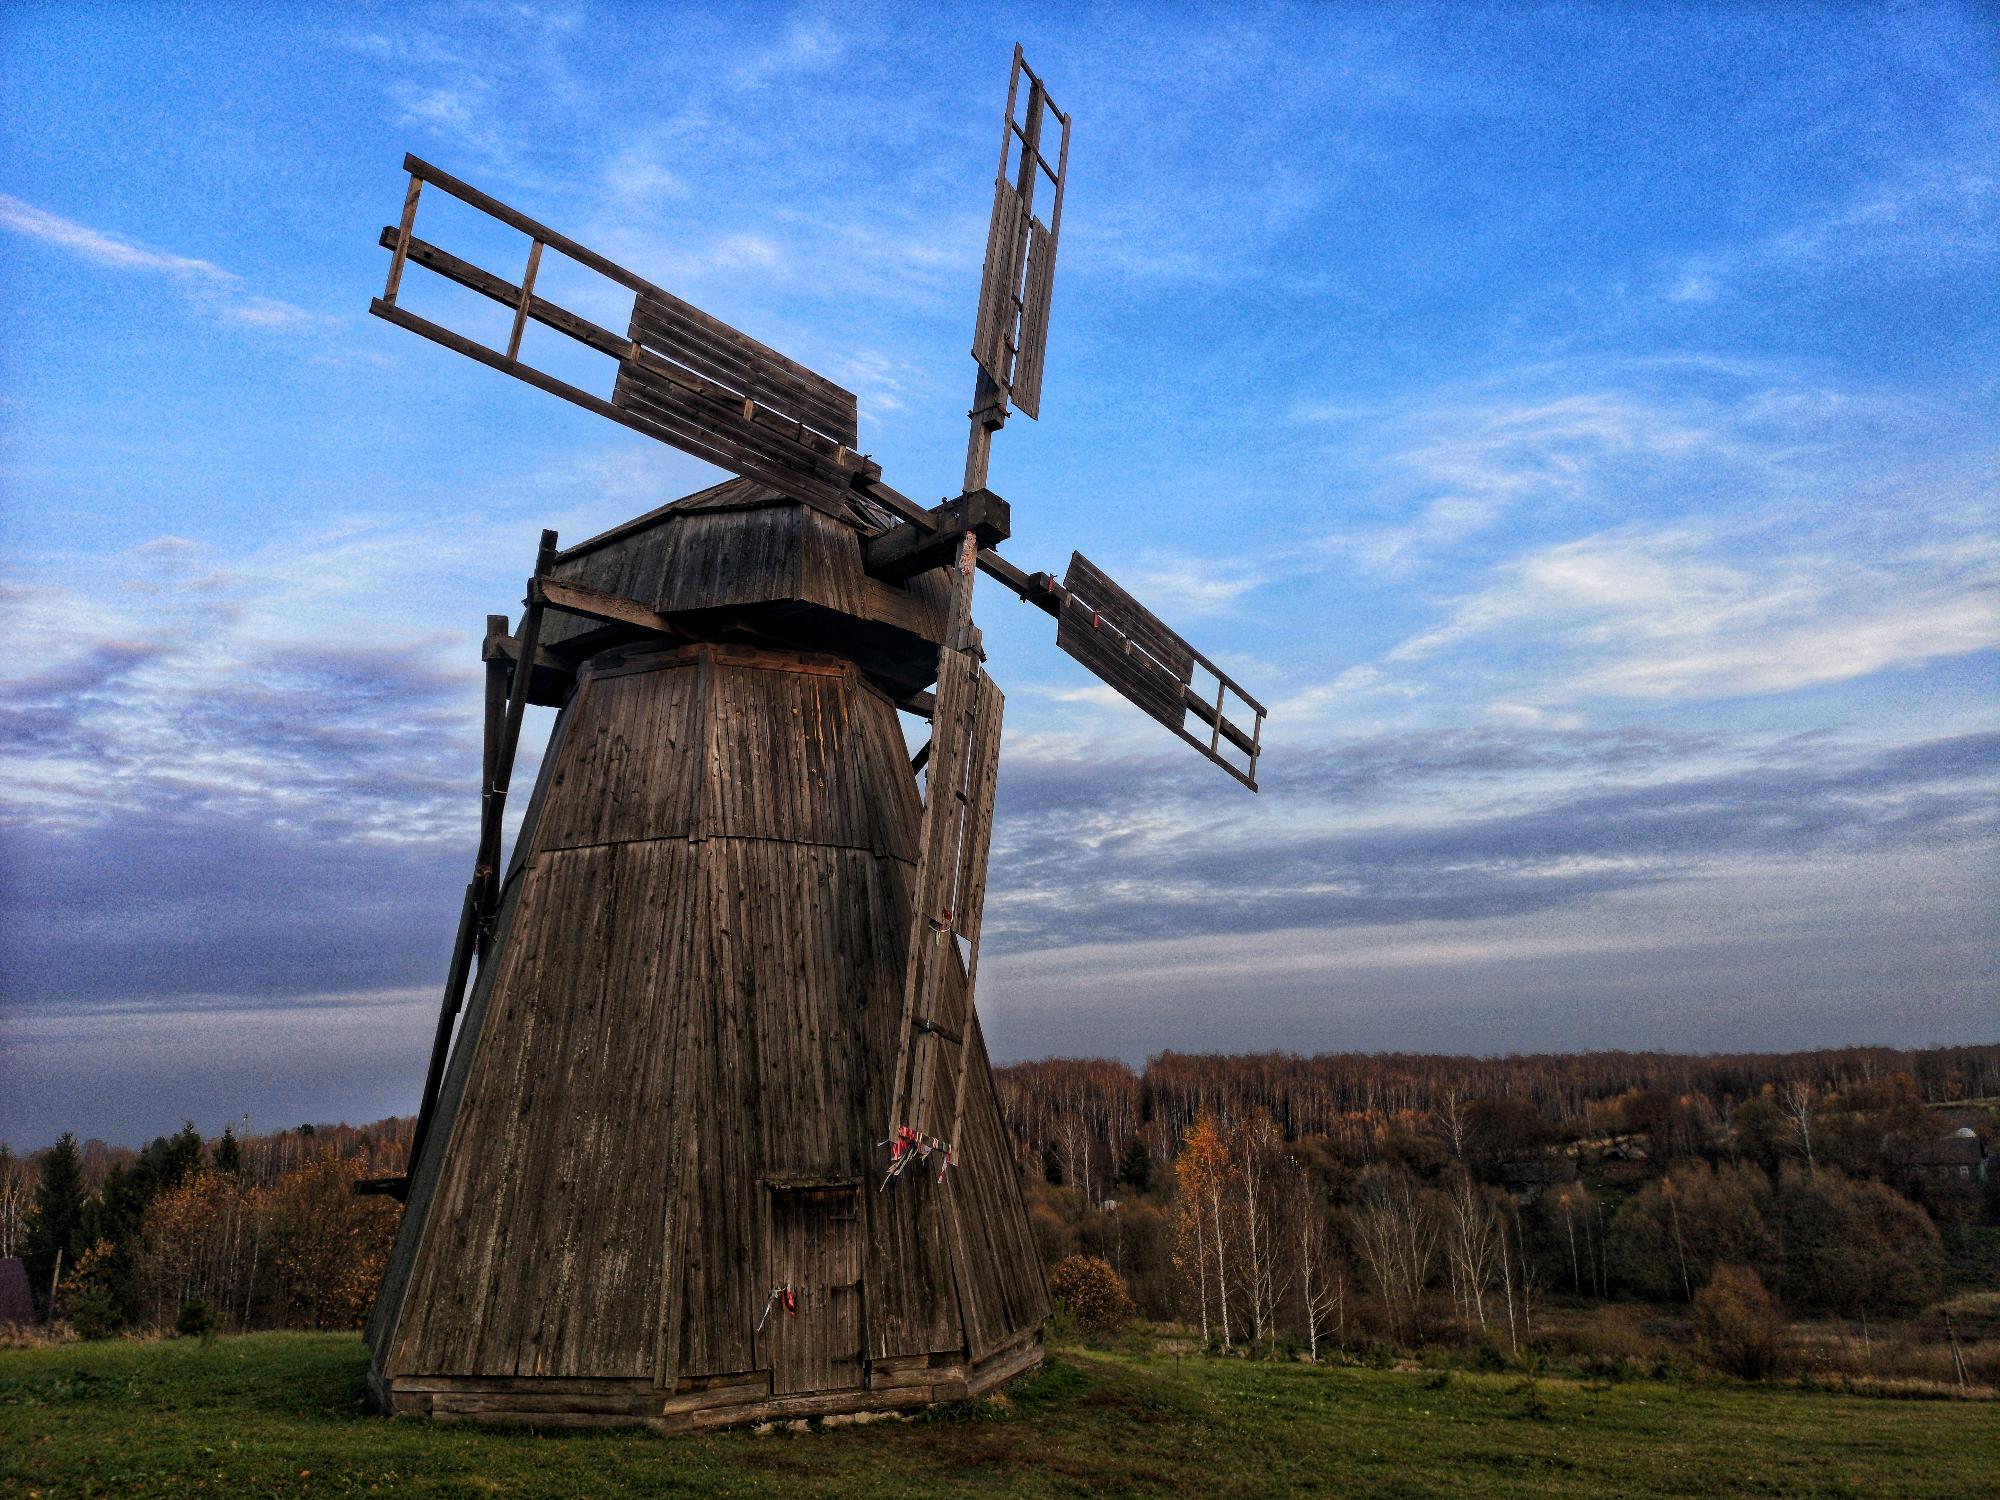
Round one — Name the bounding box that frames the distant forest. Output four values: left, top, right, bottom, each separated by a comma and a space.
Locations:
7, 1043, 1997, 1383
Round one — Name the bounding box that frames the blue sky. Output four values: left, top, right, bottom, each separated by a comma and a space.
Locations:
1, 3, 1995, 1147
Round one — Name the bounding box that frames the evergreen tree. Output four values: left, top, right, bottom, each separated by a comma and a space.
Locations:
155, 1122, 205, 1189
21, 1133, 86, 1312
1115, 1136, 1154, 1192
71, 1123, 207, 1324
212, 1126, 243, 1176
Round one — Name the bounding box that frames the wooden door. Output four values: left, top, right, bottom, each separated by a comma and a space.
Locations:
762, 1186, 862, 1395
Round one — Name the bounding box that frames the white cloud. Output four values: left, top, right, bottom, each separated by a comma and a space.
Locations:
0, 193, 335, 333
1391, 527, 2000, 704
601, 144, 690, 208
1308, 382, 1750, 578
0, 194, 233, 283
397, 86, 503, 158
1660, 157, 2000, 303
1127, 558, 1265, 617
1485, 702, 1584, 730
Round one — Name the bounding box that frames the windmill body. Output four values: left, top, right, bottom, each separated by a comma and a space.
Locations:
361, 50, 1266, 1428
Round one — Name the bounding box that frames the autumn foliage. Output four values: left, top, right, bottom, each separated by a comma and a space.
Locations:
1693, 1265, 1788, 1379
1048, 1254, 1135, 1338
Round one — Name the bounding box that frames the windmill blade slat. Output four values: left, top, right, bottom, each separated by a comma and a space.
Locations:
629, 293, 857, 448
1055, 551, 1265, 790
964, 47, 1068, 432
971, 177, 1031, 389
610, 369, 861, 521
1056, 553, 1195, 726
1009, 218, 1058, 419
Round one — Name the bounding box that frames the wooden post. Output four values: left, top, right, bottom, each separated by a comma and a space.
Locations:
474, 529, 557, 941
408, 880, 479, 1174
505, 241, 544, 363
383, 173, 423, 304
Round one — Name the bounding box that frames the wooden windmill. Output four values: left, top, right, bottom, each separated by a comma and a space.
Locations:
359, 47, 1265, 1428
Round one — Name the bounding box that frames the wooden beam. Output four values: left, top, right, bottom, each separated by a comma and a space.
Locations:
862, 490, 1011, 583
479, 629, 574, 709
529, 575, 685, 638
375, 227, 629, 359
402, 154, 661, 301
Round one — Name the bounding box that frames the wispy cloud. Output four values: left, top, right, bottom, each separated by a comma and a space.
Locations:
1389, 527, 2000, 704
1661, 158, 2000, 303
397, 85, 505, 161
979, 724, 2000, 956
733, 17, 843, 90
1126, 557, 1265, 617
0, 194, 335, 332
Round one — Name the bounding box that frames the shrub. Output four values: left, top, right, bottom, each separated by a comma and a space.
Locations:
1693, 1264, 1788, 1380
1047, 1254, 1135, 1339
175, 1296, 219, 1344
66, 1284, 122, 1341
62, 1241, 125, 1341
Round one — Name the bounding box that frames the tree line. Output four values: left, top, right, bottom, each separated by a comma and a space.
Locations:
1003, 1046, 1998, 1363
4, 1043, 1992, 1364
4, 1120, 407, 1336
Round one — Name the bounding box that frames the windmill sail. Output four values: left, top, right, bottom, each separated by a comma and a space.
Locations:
371, 156, 882, 527
969, 47, 1070, 421
1056, 552, 1266, 790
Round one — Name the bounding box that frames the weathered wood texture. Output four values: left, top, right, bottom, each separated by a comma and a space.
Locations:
536, 483, 954, 698
763, 1186, 863, 1395
376, 1328, 1044, 1430
369, 581, 1043, 1424
891, 649, 1005, 1151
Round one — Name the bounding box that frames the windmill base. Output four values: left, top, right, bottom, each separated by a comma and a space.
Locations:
370, 1328, 1043, 1430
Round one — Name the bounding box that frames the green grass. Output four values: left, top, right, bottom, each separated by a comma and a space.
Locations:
1, 1334, 1993, 1499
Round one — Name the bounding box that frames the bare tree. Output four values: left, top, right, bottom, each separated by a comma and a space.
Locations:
0, 1147, 30, 1260
1779, 1080, 1818, 1172
1442, 1170, 1503, 1334
1173, 1112, 1232, 1347
1347, 1166, 1440, 1346
1433, 1088, 1474, 1162
1294, 1186, 1348, 1361
1235, 1113, 1288, 1355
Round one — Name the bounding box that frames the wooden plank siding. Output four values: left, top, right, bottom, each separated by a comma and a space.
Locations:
532, 490, 952, 701
372, 582, 1044, 1421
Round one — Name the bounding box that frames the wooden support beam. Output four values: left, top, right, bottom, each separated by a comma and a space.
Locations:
504, 240, 543, 362
479, 629, 573, 708
407, 880, 478, 1174
862, 490, 1011, 583
383, 174, 422, 304
472, 531, 556, 945
529, 575, 685, 638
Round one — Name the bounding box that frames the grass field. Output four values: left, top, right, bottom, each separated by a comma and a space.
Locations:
1, 1333, 1993, 1499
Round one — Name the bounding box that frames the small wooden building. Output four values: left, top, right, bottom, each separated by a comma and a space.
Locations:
365, 481, 1049, 1427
